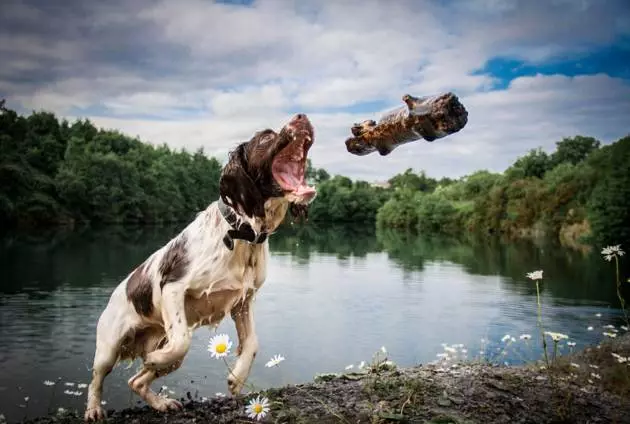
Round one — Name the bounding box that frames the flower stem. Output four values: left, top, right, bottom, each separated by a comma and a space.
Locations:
614, 256, 630, 327
535, 281, 550, 368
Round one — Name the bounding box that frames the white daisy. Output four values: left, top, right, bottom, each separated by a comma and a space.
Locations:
101, 401, 107, 405
526, 270, 544, 281
358, 361, 366, 369
380, 346, 387, 354
587, 326, 594, 331
519, 334, 531, 340
603, 332, 617, 338
77, 383, 88, 389
544, 331, 569, 342
64, 382, 75, 387
265, 354, 285, 368
245, 395, 270, 421
344, 364, 354, 370
208, 333, 232, 359
501, 334, 511, 343
215, 392, 226, 398
43, 380, 55, 386
567, 342, 576, 347
601, 245, 624, 261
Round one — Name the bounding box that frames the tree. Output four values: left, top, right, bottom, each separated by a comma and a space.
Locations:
550, 136, 601, 167
506, 148, 552, 180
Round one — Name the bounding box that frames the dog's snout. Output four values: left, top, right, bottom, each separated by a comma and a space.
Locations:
295, 113, 305, 120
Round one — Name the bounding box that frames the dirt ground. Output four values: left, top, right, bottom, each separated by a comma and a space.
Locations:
17, 335, 630, 424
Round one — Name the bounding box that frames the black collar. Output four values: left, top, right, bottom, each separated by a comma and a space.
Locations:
218, 198, 268, 250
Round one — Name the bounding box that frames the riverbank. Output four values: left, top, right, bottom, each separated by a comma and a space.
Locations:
14, 334, 630, 424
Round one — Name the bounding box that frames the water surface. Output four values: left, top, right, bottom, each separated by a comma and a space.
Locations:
0, 224, 626, 422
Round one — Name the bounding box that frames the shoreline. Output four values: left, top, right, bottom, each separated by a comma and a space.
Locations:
14, 334, 630, 424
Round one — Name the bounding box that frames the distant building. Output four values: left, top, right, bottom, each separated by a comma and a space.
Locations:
370, 181, 391, 189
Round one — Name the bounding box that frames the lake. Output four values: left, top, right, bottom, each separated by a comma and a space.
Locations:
0, 223, 627, 422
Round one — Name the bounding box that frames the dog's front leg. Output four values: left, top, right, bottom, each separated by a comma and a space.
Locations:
145, 284, 191, 370
228, 294, 259, 395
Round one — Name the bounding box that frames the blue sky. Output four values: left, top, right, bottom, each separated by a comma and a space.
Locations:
1, 0, 629, 180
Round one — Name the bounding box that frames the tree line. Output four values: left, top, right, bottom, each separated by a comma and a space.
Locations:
1, 101, 628, 245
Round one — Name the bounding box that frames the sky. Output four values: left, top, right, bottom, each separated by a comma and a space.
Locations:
1, 0, 629, 182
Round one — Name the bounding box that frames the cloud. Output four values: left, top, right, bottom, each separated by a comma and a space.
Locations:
1, 0, 629, 181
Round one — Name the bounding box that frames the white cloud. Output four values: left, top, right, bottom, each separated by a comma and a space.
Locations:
2, 0, 629, 181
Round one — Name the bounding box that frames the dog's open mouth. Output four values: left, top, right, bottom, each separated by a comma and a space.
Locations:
271, 114, 317, 203
271, 158, 316, 200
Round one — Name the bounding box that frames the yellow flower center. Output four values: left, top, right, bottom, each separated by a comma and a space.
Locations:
253, 404, 263, 414
215, 343, 227, 354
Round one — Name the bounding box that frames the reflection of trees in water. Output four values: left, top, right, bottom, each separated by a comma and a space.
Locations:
375, 227, 626, 306
0, 224, 185, 294
269, 223, 381, 260
2, 224, 627, 308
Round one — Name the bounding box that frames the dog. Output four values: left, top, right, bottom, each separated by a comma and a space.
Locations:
84, 113, 317, 422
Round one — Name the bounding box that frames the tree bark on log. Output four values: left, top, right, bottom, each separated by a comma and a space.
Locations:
345, 92, 469, 156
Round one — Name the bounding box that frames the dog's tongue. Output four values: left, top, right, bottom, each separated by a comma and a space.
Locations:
293, 183, 316, 196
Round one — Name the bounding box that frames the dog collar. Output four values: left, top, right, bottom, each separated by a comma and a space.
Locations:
218, 198, 268, 250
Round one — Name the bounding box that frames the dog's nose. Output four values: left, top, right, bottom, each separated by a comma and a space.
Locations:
295, 113, 306, 120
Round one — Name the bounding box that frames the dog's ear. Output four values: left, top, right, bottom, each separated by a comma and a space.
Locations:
289, 203, 309, 223
219, 143, 265, 218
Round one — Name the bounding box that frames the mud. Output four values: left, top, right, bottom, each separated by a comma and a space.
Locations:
16, 335, 630, 424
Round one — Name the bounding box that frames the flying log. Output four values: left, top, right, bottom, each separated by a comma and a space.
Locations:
344, 92, 468, 156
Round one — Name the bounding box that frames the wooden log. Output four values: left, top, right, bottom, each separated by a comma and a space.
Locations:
345, 92, 468, 156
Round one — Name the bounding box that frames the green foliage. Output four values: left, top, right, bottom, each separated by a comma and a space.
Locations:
551, 136, 601, 167
0, 103, 222, 227
376, 189, 419, 229
587, 136, 630, 244
308, 175, 389, 223
506, 148, 552, 180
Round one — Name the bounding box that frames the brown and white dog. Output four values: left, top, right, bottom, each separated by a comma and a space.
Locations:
84, 114, 317, 422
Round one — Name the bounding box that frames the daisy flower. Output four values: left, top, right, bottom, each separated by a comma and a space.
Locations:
265, 354, 285, 368
245, 395, 270, 421
344, 364, 354, 370
519, 334, 531, 340
526, 270, 544, 281
601, 245, 624, 261
208, 333, 232, 359
43, 380, 55, 386
544, 331, 568, 342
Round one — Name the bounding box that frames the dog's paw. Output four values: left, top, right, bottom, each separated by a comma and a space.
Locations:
227, 375, 243, 396
84, 406, 106, 422
153, 397, 183, 412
